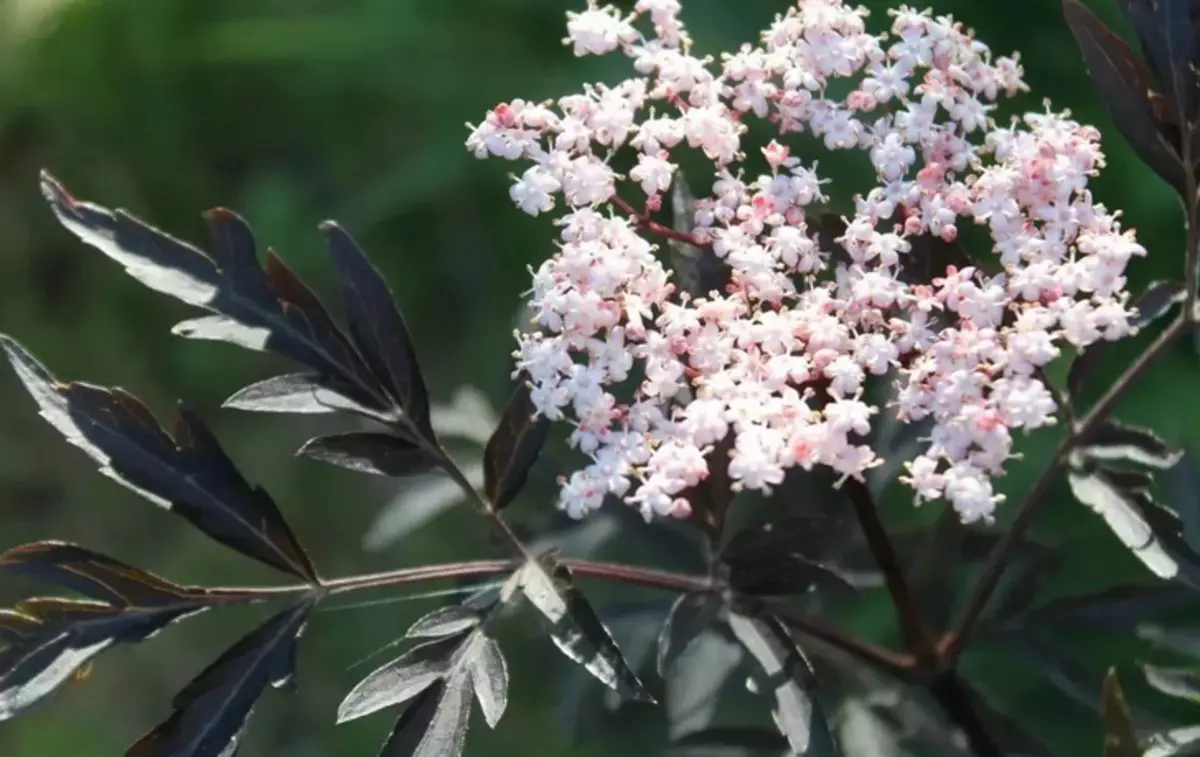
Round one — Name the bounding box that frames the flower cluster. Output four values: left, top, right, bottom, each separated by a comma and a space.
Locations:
466, 0, 1144, 523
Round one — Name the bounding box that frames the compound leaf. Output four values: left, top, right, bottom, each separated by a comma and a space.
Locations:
1, 337, 316, 581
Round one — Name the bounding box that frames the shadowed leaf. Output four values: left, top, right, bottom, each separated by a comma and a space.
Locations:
0, 543, 250, 722
322, 221, 434, 439
297, 432, 439, 477
0, 337, 316, 581
1103, 669, 1144, 757
483, 380, 550, 511
125, 598, 313, 757
657, 592, 721, 678
512, 558, 653, 702
1063, 0, 1188, 195
727, 611, 841, 756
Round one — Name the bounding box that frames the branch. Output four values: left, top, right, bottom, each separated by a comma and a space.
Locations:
944, 312, 1190, 664
312, 557, 714, 597
763, 599, 916, 678
843, 478, 939, 667
611, 195, 714, 250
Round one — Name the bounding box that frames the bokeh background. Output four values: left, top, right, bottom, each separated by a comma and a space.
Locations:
0, 0, 1196, 754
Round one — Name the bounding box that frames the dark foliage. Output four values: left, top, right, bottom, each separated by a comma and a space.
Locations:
4, 4, 1200, 754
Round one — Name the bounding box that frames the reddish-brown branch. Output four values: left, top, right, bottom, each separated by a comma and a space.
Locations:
611, 195, 714, 250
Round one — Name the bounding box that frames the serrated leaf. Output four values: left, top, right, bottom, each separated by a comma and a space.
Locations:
657, 592, 721, 679
0, 337, 316, 581
1117, 0, 1197, 121
322, 221, 434, 439
0, 543, 244, 722
297, 432, 439, 477
1078, 422, 1183, 469
338, 634, 465, 723
126, 598, 313, 757
1069, 281, 1186, 400
378, 679, 472, 757
513, 558, 653, 702
726, 611, 841, 756
1103, 669, 1144, 757
483, 380, 550, 511
38, 174, 387, 417
1062, 0, 1188, 195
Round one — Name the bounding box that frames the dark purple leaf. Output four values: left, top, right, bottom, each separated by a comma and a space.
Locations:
656, 592, 721, 679
1068, 281, 1186, 401
39, 173, 386, 416
677, 432, 735, 543
726, 552, 855, 598
1118, 0, 1198, 121
126, 599, 314, 757
1, 336, 316, 581
483, 380, 550, 510
1063, 0, 1188, 195
0, 543, 247, 722
513, 558, 654, 702
321, 221, 434, 438
1077, 421, 1182, 469
297, 432, 439, 477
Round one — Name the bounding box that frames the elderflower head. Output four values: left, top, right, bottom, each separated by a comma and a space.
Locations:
466, 0, 1143, 525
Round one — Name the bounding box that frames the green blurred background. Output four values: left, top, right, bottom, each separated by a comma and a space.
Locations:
0, 0, 1197, 754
